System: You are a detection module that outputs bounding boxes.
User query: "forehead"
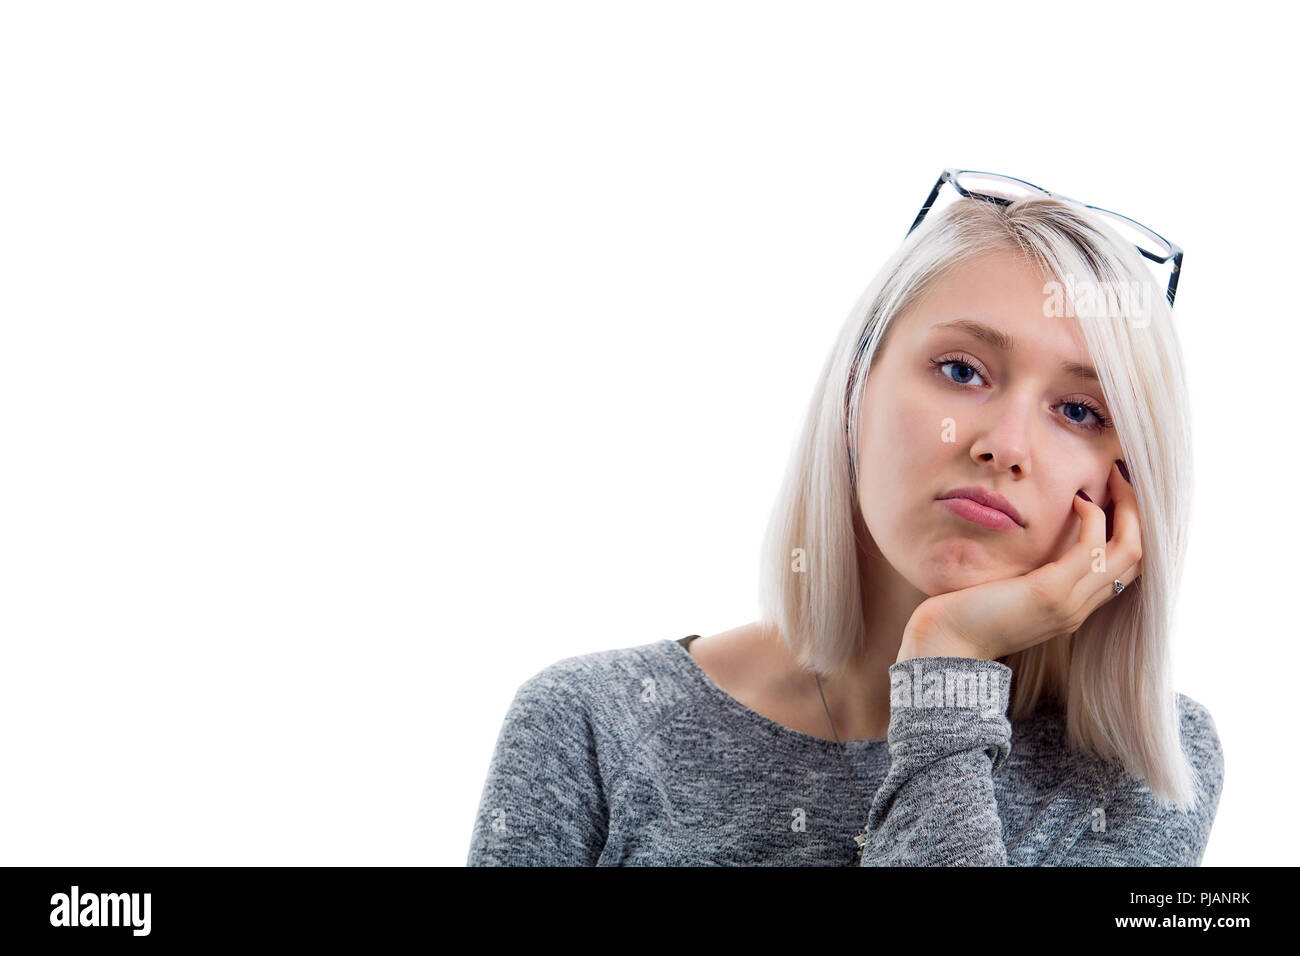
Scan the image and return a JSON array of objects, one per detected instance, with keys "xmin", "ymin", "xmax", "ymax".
[{"xmin": 894, "ymin": 249, "xmax": 1090, "ymax": 359}]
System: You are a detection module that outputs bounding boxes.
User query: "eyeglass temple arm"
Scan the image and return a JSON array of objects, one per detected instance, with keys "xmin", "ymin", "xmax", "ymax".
[
  {"xmin": 1165, "ymin": 251, "xmax": 1182, "ymax": 308},
  {"xmin": 906, "ymin": 173, "xmax": 948, "ymax": 237}
]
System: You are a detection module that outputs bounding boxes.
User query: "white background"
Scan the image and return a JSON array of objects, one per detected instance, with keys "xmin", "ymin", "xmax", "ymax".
[{"xmin": 0, "ymin": 1, "xmax": 1292, "ymax": 866}]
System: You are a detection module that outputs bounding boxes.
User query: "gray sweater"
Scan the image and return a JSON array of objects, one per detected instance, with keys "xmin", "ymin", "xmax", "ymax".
[{"xmin": 467, "ymin": 636, "xmax": 1223, "ymax": 866}]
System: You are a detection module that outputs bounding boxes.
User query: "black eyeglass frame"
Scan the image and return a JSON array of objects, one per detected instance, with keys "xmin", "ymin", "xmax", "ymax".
[{"xmin": 906, "ymin": 168, "xmax": 1183, "ymax": 308}]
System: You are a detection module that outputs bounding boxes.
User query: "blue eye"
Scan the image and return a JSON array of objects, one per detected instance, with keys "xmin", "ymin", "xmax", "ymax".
[
  {"xmin": 928, "ymin": 353, "xmax": 1114, "ymax": 434},
  {"xmin": 929, "ymin": 353, "xmax": 987, "ymax": 387},
  {"xmin": 1056, "ymin": 399, "xmax": 1113, "ymax": 432},
  {"xmin": 935, "ymin": 356, "xmax": 982, "ymax": 385}
]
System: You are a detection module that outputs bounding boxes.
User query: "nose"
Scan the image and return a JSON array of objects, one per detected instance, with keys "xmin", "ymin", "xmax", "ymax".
[{"xmin": 968, "ymin": 391, "xmax": 1032, "ymax": 476}]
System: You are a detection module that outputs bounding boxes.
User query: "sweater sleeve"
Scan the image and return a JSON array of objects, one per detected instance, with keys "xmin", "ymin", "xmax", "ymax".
[
  {"xmin": 858, "ymin": 655, "xmax": 1013, "ymax": 866},
  {"xmin": 466, "ymin": 668, "xmax": 609, "ymax": 866},
  {"xmin": 1056, "ymin": 696, "xmax": 1224, "ymax": 866}
]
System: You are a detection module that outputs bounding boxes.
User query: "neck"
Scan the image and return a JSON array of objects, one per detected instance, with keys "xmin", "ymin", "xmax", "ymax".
[{"xmin": 804, "ymin": 516, "xmax": 929, "ymax": 741}]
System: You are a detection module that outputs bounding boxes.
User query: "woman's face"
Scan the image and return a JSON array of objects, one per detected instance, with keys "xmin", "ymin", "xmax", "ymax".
[{"xmin": 856, "ymin": 247, "xmax": 1124, "ymax": 596}]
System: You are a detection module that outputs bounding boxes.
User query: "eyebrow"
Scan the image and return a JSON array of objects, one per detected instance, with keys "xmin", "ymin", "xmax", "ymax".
[{"xmin": 932, "ymin": 319, "xmax": 1100, "ymax": 383}]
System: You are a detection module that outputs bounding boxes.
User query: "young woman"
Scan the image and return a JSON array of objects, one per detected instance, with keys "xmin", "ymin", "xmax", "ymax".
[{"xmin": 467, "ymin": 171, "xmax": 1223, "ymax": 866}]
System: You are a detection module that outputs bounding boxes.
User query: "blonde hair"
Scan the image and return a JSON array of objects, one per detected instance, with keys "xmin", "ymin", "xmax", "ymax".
[{"xmin": 758, "ymin": 195, "xmax": 1198, "ymax": 807}]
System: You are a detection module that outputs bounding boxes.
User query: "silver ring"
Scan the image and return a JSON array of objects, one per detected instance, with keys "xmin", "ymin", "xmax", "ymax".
[{"xmin": 1114, "ymin": 580, "xmax": 1125, "ymax": 595}]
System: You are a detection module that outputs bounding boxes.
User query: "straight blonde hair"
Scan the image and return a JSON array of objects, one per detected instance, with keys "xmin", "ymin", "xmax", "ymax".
[{"xmin": 758, "ymin": 195, "xmax": 1198, "ymax": 807}]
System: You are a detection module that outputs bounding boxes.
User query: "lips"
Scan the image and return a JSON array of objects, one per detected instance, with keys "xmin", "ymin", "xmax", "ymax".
[{"xmin": 935, "ymin": 486, "xmax": 1024, "ymax": 529}]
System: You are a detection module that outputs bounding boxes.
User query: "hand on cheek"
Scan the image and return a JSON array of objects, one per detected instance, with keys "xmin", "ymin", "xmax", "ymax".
[
  {"xmin": 1078, "ymin": 467, "xmax": 1120, "ymax": 541},
  {"xmin": 898, "ymin": 460, "xmax": 1141, "ymax": 662}
]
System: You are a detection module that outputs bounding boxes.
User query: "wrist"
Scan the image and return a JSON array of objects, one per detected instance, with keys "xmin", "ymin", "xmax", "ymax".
[{"xmin": 896, "ymin": 627, "xmax": 985, "ymax": 664}]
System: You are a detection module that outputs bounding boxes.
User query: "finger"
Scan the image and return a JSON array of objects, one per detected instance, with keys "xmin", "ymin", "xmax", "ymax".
[
  {"xmin": 1058, "ymin": 486, "xmax": 1133, "ymax": 619},
  {"xmin": 1104, "ymin": 460, "xmax": 1142, "ymax": 584},
  {"xmin": 1018, "ymin": 490, "xmax": 1131, "ymax": 639},
  {"xmin": 1026, "ymin": 491, "xmax": 1108, "ymax": 602},
  {"xmin": 1063, "ymin": 489, "xmax": 1109, "ymax": 576},
  {"xmin": 1076, "ymin": 463, "xmax": 1142, "ymax": 612}
]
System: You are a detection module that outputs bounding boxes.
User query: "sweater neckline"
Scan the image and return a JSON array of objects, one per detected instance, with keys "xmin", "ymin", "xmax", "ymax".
[{"xmin": 665, "ymin": 636, "xmax": 887, "ymax": 752}]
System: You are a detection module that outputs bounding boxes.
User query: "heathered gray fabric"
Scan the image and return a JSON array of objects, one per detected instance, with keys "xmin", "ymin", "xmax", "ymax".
[{"xmin": 467, "ymin": 636, "xmax": 1223, "ymax": 866}]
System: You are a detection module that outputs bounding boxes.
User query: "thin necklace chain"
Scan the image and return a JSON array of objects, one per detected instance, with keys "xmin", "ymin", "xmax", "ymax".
[{"xmin": 814, "ymin": 672, "xmax": 871, "ymax": 858}]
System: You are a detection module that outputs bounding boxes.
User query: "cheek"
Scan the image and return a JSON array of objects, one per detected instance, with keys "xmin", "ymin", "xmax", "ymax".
[
  {"xmin": 856, "ymin": 384, "xmax": 948, "ymax": 526},
  {"xmin": 860, "ymin": 379, "xmax": 944, "ymax": 465},
  {"xmin": 1037, "ymin": 470, "xmax": 1101, "ymax": 560}
]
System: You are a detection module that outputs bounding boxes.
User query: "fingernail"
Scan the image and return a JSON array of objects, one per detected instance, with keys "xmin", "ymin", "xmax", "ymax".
[
  {"xmin": 1076, "ymin": 490, "xmax": 1091, "ymax": 502},
  {"xmin": 1115, "ymin": 459, "xmax": 1131, "ymax": 485}
]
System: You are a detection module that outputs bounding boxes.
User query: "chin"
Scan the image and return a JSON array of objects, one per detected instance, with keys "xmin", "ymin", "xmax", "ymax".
[{"xmin": 915, "ymin": 556, "xmax": 1007, "ymax": 595}]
